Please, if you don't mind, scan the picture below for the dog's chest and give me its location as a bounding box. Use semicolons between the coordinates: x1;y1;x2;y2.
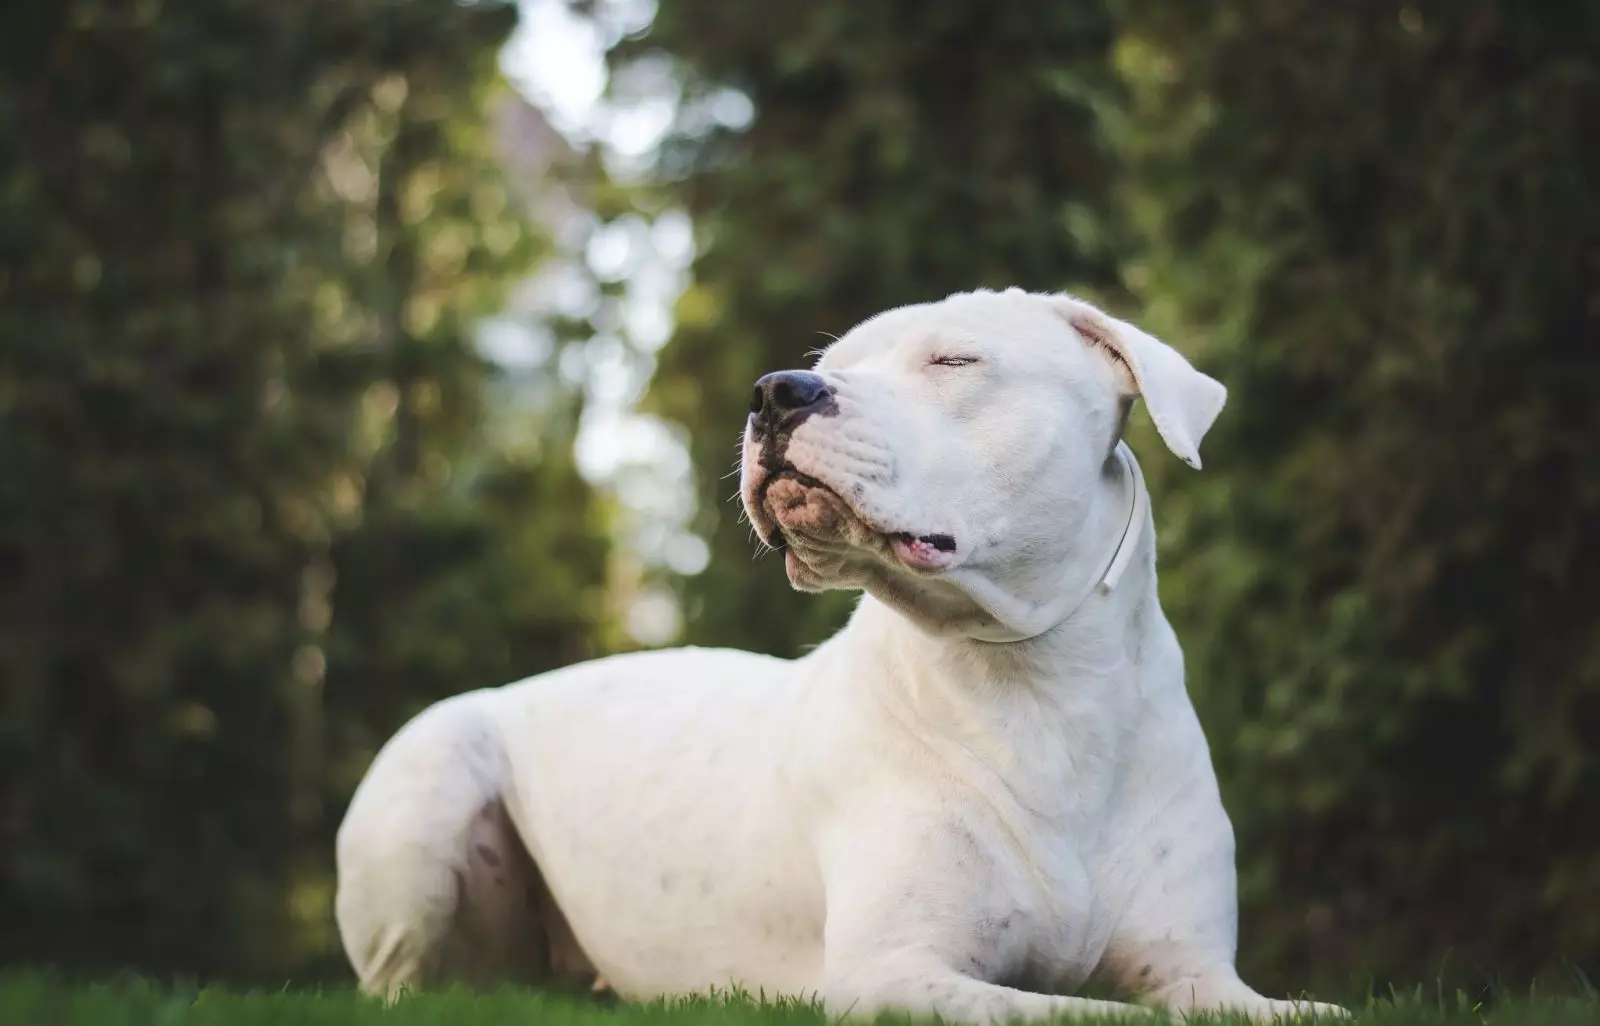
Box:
931;699;1135;991
947;807;1117;994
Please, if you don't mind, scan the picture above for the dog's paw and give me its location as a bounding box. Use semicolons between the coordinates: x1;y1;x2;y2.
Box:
1243;998;1350;1021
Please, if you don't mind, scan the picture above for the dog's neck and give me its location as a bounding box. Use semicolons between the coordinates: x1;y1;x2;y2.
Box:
956;443;1149;644
849;444;1150;649
847;506;1154;692
826;556;1155;828
794;464;1160;839
804;445;1156;777
831;449;1157;731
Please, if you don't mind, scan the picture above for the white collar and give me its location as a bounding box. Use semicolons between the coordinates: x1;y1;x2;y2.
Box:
1097;442;1149;595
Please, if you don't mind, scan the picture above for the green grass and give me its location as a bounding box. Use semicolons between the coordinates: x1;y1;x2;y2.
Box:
3;974;1600;1026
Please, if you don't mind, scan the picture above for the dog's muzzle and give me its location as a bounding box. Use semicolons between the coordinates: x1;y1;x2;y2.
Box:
747;369;844;555
742;369;963;576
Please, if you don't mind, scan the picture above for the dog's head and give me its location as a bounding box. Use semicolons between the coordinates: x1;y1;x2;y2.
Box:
740;288;1226;640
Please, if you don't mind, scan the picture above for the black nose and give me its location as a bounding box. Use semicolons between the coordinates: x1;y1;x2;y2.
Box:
750;370;832;431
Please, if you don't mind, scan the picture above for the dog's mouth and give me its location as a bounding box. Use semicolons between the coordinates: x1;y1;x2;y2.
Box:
754;466;958;573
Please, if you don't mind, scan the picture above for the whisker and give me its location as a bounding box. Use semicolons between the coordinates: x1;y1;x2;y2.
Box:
805;333;840;366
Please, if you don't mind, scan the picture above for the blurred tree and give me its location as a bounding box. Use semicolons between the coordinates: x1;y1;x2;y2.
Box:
619;0;1123;656
0;0;607;982
1111;0;1600;993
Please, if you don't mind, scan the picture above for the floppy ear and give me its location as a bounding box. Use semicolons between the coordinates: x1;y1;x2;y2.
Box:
1049;294;1227;469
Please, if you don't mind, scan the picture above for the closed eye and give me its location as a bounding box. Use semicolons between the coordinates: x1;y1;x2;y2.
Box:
930;355;980;368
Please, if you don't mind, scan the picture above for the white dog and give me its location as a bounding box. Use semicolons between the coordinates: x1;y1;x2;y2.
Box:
335;288;1343;1022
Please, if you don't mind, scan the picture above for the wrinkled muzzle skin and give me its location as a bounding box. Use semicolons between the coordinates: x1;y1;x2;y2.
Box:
740;288;1152;640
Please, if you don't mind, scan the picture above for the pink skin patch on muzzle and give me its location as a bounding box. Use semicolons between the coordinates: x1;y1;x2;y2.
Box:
888;532;958;572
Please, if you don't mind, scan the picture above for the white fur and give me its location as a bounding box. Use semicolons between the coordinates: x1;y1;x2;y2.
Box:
335;289;1343;1022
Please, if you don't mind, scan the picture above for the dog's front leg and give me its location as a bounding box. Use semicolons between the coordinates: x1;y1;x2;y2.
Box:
819;831;1153;1024
1144;968;1347;1021
1095;788;1347;1020
824;954;1153;1024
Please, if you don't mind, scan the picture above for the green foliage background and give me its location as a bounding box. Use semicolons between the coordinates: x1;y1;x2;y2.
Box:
1;0;1597;1002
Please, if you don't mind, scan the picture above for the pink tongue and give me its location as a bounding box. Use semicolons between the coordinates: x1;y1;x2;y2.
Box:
892;535;951;570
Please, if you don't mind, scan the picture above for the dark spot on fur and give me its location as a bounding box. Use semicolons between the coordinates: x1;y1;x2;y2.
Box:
1140;964;1153;979
919;978;968;1012
972;913;1015;956
947;824;993;875
1155;843;1171;862
659;872;677;893
475;843;502;867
